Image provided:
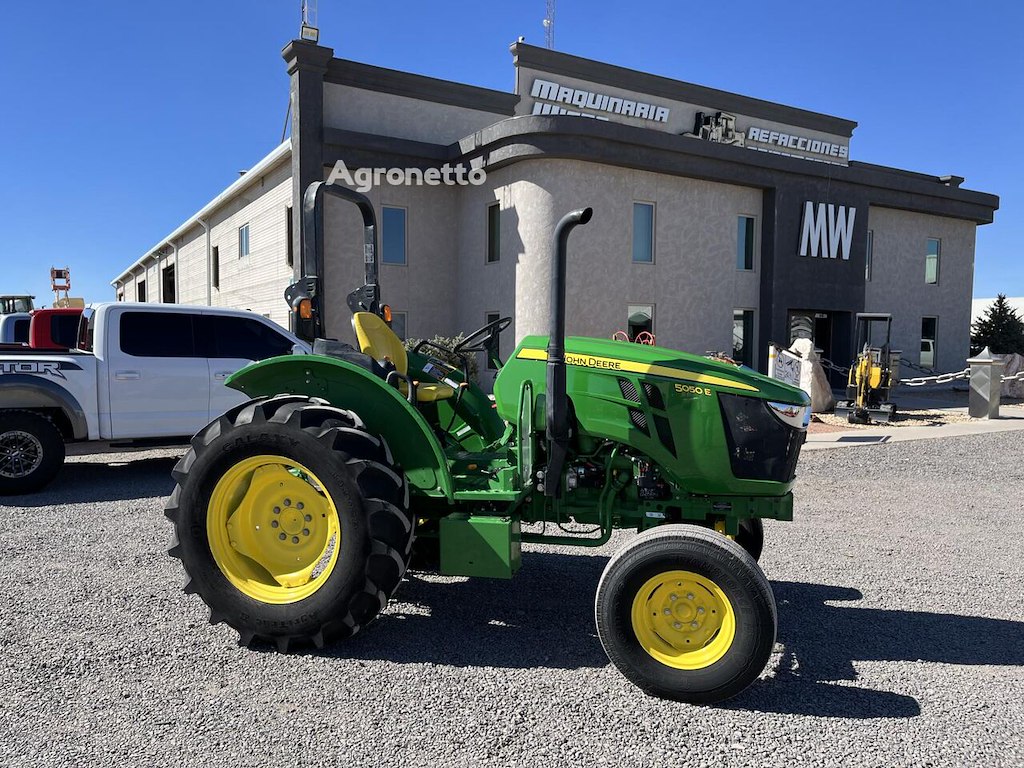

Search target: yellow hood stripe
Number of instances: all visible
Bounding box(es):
[515,348,759,393]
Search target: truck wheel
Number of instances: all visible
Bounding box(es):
[595,524,777,704]
[165,394,414,651]
[0,410,65,495]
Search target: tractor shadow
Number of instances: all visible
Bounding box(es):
[6,455,179,507]
[312,554,1024,719]
[730,580,1024,718]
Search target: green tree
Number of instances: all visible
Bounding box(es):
[971,294,1024,354]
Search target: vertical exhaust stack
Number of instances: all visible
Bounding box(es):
[545,206,593,498]
[285,181,379,341]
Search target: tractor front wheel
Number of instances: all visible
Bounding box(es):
[165,395,413,651]
[595,524,776,703]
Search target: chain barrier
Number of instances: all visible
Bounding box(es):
[818,358,850,377]
[794,352,1021,386]
[900,368,970,387]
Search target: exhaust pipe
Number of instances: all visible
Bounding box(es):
[285,181,379,341]
[545,206,593,498]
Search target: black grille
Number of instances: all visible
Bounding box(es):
[642,382,665,410]
[718,394,802,482]
[653,414,676,456]
[628,407,649,436]
[618,378,639,402]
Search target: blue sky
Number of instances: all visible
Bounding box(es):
[1,1,1021,306]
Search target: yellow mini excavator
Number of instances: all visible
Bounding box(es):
[834,313,901,424]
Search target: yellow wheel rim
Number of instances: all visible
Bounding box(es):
[630,570,736,670]
[207,455,340,605]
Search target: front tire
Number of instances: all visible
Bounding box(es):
[0,410,65,495]
[595,524,777,704]
[165,395,414,651]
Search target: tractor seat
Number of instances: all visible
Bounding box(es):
[351,312,455,403]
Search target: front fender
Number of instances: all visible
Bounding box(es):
[227,355,453,500]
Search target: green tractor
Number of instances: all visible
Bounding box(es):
[166,182,811,703]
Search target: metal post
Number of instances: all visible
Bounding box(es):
[966,347,1004,419]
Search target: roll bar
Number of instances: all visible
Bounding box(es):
[284,181,380,341]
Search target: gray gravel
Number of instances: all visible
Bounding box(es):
[1,434,1022,767]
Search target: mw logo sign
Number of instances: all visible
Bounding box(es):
[799,201,856,260]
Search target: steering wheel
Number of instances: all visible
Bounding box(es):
[454,316,512,354]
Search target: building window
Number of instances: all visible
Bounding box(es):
[390,311,407,340]
[137,280,147,302]
[212,246,220,289]
[627,304,654,341]
[925,238,940,284]
[381,206,407,265]
[485,311,500,369]
[865,229,873,282]
[162,264,176,303]
[736,216,755,271]
[486,203,501,263]
[632,202,655,263]
[733,309,755,368]
[238,223,251,258]
[921,317,937,368]
[286,206,294,268]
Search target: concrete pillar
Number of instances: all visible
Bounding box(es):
[967,347,1004,419]
[282,39,334,281]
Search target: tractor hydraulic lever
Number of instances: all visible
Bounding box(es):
[544,206,593,498]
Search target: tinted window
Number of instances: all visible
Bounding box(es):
[120,312,197,357]
[737,216,755,270]
[382,207,407,265]
[633,203,654,263]
[51,315,80,348]
[487,203,500,263]
[206,316,294,361]
[13,318,29,343]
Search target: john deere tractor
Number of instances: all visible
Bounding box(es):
[166,182,811,703]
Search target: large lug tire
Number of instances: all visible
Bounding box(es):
[595,524,777,704]
[165,394,414,651]
[0,410,65,495]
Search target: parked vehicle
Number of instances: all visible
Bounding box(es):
[0,313,31,344]
[0,303,309,494]
[167,183,811,704]
[0,295,34,314]
[0,307,83,353]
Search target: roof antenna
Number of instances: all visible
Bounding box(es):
[301,0,319,42]
[543,0,555,49]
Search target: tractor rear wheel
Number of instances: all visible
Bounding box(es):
[595,524,776,704]
[165,394,413,651]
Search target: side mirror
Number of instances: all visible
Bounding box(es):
[291,343,308,356]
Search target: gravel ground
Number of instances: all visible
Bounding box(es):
[1,435,1022,767]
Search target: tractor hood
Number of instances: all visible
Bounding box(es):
[502,335,809,405]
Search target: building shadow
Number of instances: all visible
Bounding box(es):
[286,552,1024,719]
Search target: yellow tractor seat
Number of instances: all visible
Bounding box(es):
[351,312,455,403]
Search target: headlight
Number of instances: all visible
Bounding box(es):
[767,401,811,430]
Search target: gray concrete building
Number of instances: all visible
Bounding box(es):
[112,40,999,381]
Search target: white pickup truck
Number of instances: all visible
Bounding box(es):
[0,302,309,494]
